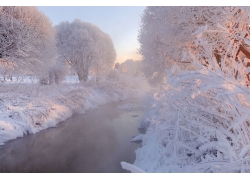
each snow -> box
[3,8,250,174]
[133,6,250,173]
[130,134,144,142]
[0,74,145,146]
[133,63,250,173]
[239,145,250,158]
[120,161,145,173]
[0,75,39,84]
[0,75,92,84]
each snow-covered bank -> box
[134,65,250,173]
[0,75,148,145]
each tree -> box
[56,19,116,82]
[119,59,142,76]
[114,62,120,69]
[93,32,116,81]
[138,6,250,86]
[48,60,68,85]
[0,6,56,75]
[135,6,250,172]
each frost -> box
[120,161,145,173]
[191,25,207,38]
[130,134,144,142]
[56,19,116,82]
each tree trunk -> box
[55,73,59,84]
[77,69,88,82]
[49,71,54,85]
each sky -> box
[38,6,146,63]
[5,1,242,63]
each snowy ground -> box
[0,74,149,146]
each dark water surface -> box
[0,95,150,173]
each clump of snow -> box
[120,161,145,173]
[130,134,144,142]
[138,117,150,130]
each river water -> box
[0,95,150,173]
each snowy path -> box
[0,95,151,173]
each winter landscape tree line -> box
[0,6,139,85]
[2,6,250,173]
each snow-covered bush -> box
[135,58,250,172]
[138,6,250,86]
[135,6,250,172]
[0,6,56,75]
[56,19,116,82]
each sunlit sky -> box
[38,6,145,63]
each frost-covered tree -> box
[56,19,116,82]
[38,57,68,85]
[93,32,116,80]
[119,59,142,76]
[105,69,120,82]
[114,62,120,69]
[48,61,68,85]
[138,6,250,86]
[0,6,56,74]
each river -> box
[0,95,150,173]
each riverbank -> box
[0,75,149,146]
[0,95,150,172]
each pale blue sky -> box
[38,6,146,63]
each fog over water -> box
[0,95,151,173]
